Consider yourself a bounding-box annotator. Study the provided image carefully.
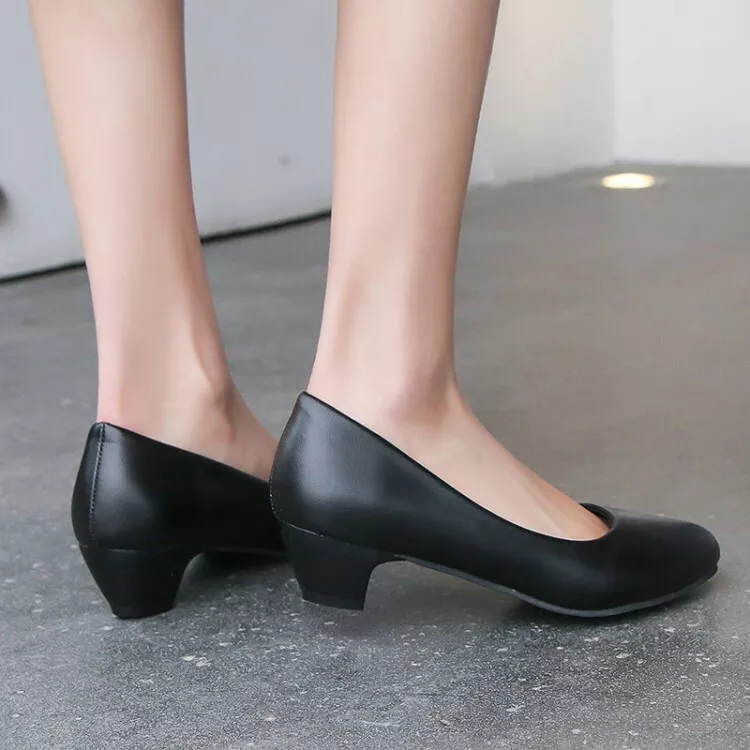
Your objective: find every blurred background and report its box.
[3,0,749,277]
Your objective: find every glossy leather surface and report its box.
[271,394,720,613]
[72,423,284,555]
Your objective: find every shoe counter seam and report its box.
[88,423,106,545]
[268,401,298,522]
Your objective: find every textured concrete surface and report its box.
[1,166,748,749]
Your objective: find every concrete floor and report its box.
[1,166,749,750]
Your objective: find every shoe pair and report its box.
[73,393,720,620]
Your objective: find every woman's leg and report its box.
[29,0,275,478]
[309,0,607,540]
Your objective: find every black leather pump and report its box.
[271,394,720,617]
[72,423,284,618]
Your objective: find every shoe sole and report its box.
[398,555,718,618]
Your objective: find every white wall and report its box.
[615,0,750,163]
[0,2,336,278]
[475,0,614,184]
[185,3,335,235]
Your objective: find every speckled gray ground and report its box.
[1,167,749,750]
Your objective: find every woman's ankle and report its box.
[96,370,276,478]
[97,358,232,432]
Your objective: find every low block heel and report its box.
[79,545,197,619]
[282,525,393,610]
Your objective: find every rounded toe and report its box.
[591,510,721,613]
[685,520,720,577]
[654,518,720,596]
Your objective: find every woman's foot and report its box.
[307,382,608,541]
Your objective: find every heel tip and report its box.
[79,544,191,619]
[109,602,175,619]
[300,588,365,611]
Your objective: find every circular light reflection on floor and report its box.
[601,172,657,190]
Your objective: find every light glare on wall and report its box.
[601,173,656,190]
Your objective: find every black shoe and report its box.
[270,394,720,617]
[72,423,284,619]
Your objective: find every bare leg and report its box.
[309,0,607,540]
[29,0,275,478]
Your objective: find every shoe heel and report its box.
[79,545,196,619]
[282,525,392,610]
